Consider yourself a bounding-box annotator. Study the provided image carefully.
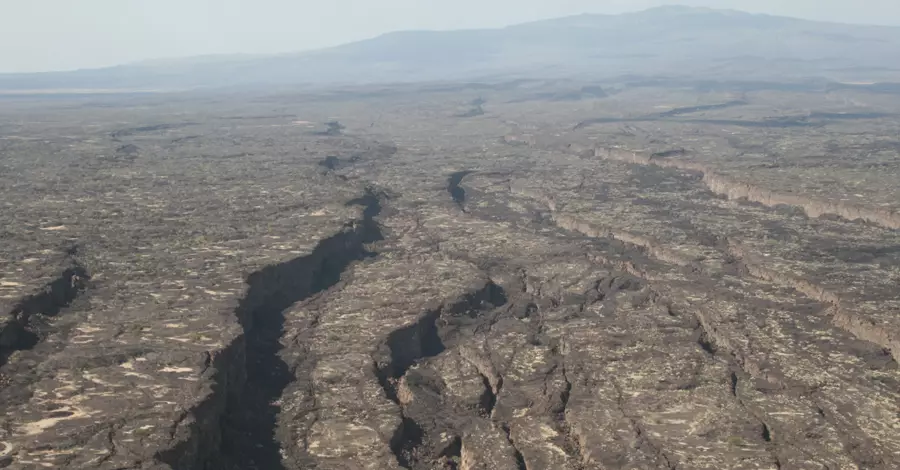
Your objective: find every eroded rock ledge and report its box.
[594,147,900,230]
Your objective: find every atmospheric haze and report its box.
[2,0,900,73]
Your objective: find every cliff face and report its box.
[728,240,899,362]
[596,147,900,230]
[532,186,900,364]
[576,147,900,362]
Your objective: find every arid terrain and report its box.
[1,77,899,470]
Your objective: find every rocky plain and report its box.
[1,77,899,470]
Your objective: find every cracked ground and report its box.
[1,80,899,469]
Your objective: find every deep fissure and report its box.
[479,373,498,415]
[1,256,89,369]
[440,436,462,470]
[158,189,384,470]
[390,417,425,469]
[448,170,474,210]
[501,423,528,470]
[375,280,508,468]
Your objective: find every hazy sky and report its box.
[2,0,898,73]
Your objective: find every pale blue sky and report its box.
[1,0,898,73]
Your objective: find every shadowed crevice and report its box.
[157,189,385,470]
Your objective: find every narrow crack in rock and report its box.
[612,381,678,470]
[500,423,528,470]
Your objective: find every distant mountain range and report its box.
[3,6,900,92]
